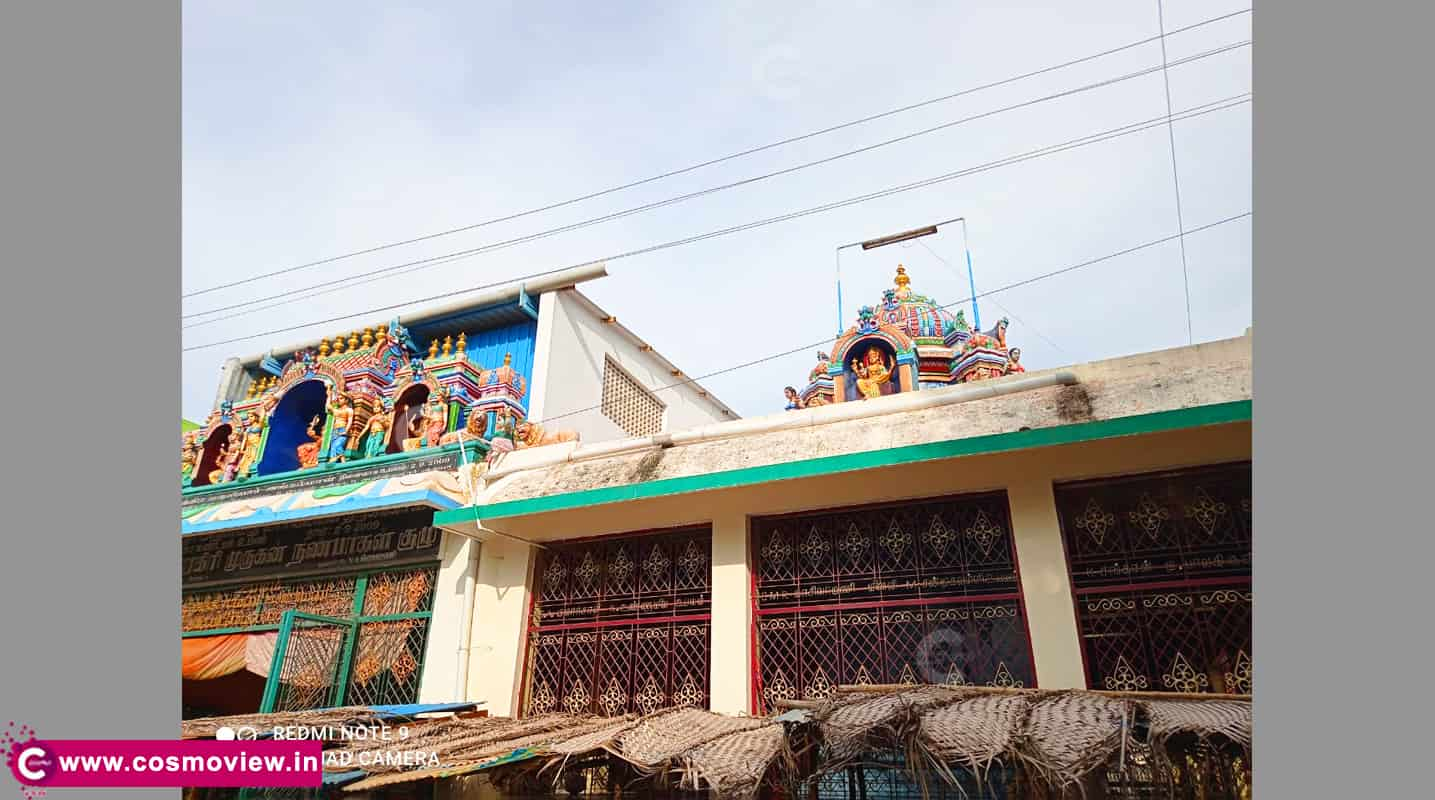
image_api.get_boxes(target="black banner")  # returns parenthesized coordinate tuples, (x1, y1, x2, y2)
(181, 507, 441, 587)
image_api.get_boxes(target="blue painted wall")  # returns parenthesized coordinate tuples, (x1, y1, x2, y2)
(461, 320, 538, 411)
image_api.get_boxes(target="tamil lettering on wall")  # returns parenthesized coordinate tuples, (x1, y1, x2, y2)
(182, 507, 441, 586)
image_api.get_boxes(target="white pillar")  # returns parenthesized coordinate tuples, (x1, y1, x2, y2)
(465, 534, 534, 716)
(709, 510, 752, 715)
(1007, 479, 1086, 689)
(417, 533, 480, 703)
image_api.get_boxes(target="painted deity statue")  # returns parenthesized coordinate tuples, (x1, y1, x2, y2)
(1006, 348, 1025, 374)
(235, 412, 265, 477)
(361, 411, 390, 459)
(487, 407, 518, 462)
(326, 393, 355, 463)
(422, 392, 448, 448)
(219, 429, 245, 483)
(296, 415, 323, 469)
(784, 386, 803, 411)
(851, 346, 893, 400)
(402, 409, 427, 452)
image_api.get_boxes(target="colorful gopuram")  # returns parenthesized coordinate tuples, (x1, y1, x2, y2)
(790, 265, 1026, 409)
(183, 319, 549, 488)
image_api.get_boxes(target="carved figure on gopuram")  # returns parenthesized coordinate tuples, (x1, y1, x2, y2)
(181, 432, 200, 484)
(1006, 347, 1025, 374)
(487, 406, 518, 461)
(236, 411, 265, 478)
(326, 393, 355, 463)
(440, 408, 488, 447)
(219, 428, 245, 484)
(361, 406, 391, 460)
(784, 386, 803, 411)
(297, 415, 324, 469)
(787, 265, 1029, 409)
(514, 420, 579, 450)
(422, 389, 449, 448)
(851, 346, 893, 399)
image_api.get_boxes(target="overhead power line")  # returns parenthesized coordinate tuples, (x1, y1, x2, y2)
(185, 39, 1251, 326)
(1155, 0, 1194, 345)
(181, 8, 1253, 300)
(182, 93, 1250, 354)
(536, 211, 1253, 425)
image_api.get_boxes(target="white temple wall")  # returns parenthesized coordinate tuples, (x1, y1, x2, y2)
(527, 287, 733, 444)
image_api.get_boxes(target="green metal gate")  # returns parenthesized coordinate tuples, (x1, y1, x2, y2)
(259, 610, 357, 713)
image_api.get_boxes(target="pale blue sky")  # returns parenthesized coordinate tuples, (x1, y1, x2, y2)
(182, 0, 1251, 421)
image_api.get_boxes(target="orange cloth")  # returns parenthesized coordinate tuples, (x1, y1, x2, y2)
(182, 632, 280, 680)
(181, 634, 247, 680)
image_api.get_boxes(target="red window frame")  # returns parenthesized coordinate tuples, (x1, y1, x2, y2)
(519, 525, 712, 717)
(749, 492, 1037, 714)
(1054, 462, 1252, 694)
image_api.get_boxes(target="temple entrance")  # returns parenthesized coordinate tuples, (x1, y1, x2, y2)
(388, 384, 429, 453)
(256, 379, 328, 475)
(190, 423, 232, 487)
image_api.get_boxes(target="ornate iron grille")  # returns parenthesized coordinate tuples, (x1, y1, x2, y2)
(1056, 463, 1251, 591)
(524, 527, 712, 718)
(525, 620, 710, 717)
(268, 616, 351, 713)
(344, 618, 431, 706)
(1055, 464, 1253, 695)
(531, 527, 711, 626)
(1076, 585, 1252, 694)
(185, 566, 440, 714)
(752, 494, 1034, 714)
(182, 575, 357, 632)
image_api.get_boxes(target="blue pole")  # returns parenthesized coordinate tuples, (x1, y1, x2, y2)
(961, 220, 981, 330)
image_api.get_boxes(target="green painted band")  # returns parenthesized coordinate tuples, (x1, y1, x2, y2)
(437, 400, 1252, 524)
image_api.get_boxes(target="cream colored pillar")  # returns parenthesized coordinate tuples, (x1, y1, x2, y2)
(465, 533, 534, 716)
(418, 532, 481, 703)
(708, 510, 752, 715)
(1006, 479, 1087, 689)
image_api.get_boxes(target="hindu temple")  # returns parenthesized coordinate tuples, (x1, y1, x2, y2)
(788, 265, 1025, 410)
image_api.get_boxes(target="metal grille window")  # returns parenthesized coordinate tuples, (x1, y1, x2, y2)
(601, 356, 665, 437)
(752, 494, 1035, 714)
(182, 565, 439, 713)
(1055, 463, 1252, 695)
(523, 527, 711, 717)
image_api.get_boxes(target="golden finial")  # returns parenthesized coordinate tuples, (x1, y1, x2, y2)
(456, 331, 467, 352)
(246, 380, 258, 399)
(362, 327, 374, 348)
(894, 264, 912, 299)
(503, 352, 512, 366)
(442, 335, 453, 357)
(334, 335, 347, 355)
(319, 338, 331, 357)
(428, 339, 439, 359)
(348, 331, 360, 350)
